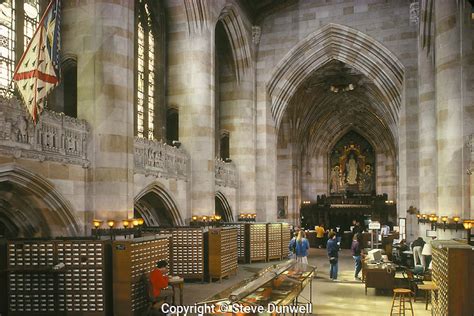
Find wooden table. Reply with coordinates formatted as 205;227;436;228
169;277;184;305
417;282;438;310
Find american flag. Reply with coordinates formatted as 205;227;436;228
13;0;61;123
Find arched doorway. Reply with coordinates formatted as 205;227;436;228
0;164;80;237
134;183;183;227
215;191;233;222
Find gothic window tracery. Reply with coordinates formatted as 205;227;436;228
0;0;40;92
135;0;157;140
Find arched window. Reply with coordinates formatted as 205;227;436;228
136;0;166;140
0;0;41;92
166;108;178;145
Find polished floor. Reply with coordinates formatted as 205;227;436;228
182;248;432;315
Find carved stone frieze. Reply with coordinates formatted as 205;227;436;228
215;158;237;188
134;137;189;180
0;94;89;167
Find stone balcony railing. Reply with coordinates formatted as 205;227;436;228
0;94;89;166
134;138;189;179
215;158;238;188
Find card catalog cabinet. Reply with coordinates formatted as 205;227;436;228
281;223;291;259
267;223;282;260
7;239;109;316
247;223;267;263
208;227;238;281
159;227;205;281
431;240;474;316
112;236;169;316
57;240;108;315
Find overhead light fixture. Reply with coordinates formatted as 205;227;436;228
330;83;355;93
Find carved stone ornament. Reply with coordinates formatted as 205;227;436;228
0;94;90;167
134;137;189;180
215;157;237;188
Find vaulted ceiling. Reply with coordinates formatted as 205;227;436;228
280;60;396;157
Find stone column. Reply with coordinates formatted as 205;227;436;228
418;0;437;237
220;72;256;213
180;31;216;216
435;1;463;239
67;1;135;227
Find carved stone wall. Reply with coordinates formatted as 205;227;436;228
215;158;237;188
134;137;189;180
0;95;89;167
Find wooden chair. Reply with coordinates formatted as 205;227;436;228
390;288;414;316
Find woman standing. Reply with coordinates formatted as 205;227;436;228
351;233;362;280
295;230;310;264
327;231;339;280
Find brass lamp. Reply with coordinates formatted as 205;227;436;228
93;219;102;229
215;215;222;221
192;215;198;221
422;214;427;220
463;220;472;230
107;220;115;228
132;219;139;227
122;219;130;228
453;216;461;231
441;216;448;231
137;218;144;226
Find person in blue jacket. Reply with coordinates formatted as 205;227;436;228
293;230;310;264
327;231;340;280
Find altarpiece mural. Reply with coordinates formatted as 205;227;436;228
329;131;375;195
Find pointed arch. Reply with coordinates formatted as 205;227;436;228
267;23;404;136
134;181;184;226
215;191;233;222
217;4;252;82
0;163;80;237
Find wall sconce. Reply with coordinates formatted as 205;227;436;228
215;215;222;221
453;216;460;231
463;220;473;245
441;216;448;231
107;220;115;228
122;219;130;228
132;219;139;227
429;215;438;230
137;218;144;226
416;214;421;223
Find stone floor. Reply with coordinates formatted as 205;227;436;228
180;248;432;315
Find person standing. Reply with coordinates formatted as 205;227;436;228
351;233;362;280
327;231;339;280
295;230;310;264
411;237;425;267
315;224;325;248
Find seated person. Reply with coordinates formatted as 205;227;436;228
149;260;173;305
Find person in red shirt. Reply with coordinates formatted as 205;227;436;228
149;260;172;304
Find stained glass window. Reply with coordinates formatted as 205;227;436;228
136;0;156;140
0;0;39;93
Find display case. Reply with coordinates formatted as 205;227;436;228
431;240;474;316
208;226;238;282
158;227;205;281
112;235;169;316
198;260;316;313
267;223;282;261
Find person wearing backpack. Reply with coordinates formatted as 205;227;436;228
294;230;310;264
